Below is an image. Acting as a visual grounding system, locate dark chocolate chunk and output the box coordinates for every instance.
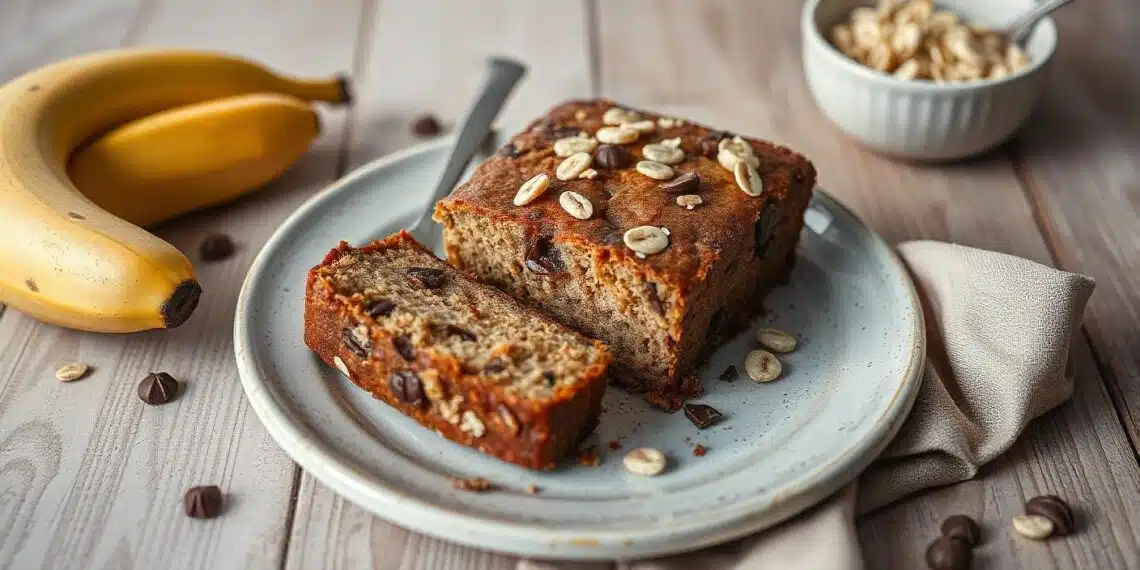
[444,324,477,342]
[940,515,981,546]
[364,298,396,318]
[411,113,443,137]
[138,372,179,405]
[594,144,633,169]
[392,334,415,361]
[754,204,779,259]
[483,360,507,374]
[661,171,699,194]
[924,537,971,570]
[718,365,739,381]
[707,309,728,344]
[199,233,235,262]
[407,267,446,289]
[699,138,719,158]
[1026,495,1074,535]
[496,142,521,158]
[542,371,556,386]
[683,403,724,429]
[342,327,368,358]
[646,282,664,316]
[524,236,564,275]
[184,485,223,518]
[389,370,425,407]
[793,168,806,182]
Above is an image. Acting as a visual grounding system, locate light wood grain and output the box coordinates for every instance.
[1012,1,1140,452]
[594,1,1140,568]
[0,0,362,569]
[282,1,600,569]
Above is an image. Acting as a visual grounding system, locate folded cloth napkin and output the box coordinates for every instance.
[520,240,1095,570]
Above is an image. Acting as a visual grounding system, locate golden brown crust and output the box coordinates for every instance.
[304,231,610,470]
[434,100,815,407]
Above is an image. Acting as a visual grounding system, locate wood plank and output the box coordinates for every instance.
[595,1,1140,568]
[283,1,601,568]
[0,0,363,569]
[1012,0,1140,452]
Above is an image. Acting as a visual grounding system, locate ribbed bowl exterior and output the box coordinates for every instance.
[801,0,1057,161]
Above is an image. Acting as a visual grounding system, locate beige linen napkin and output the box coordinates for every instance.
[520,240,1095,570]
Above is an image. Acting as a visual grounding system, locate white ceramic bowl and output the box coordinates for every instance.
[802,0,1058,161]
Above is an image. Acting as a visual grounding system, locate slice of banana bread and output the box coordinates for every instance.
[304,231,611,470]
[433,100,815,410]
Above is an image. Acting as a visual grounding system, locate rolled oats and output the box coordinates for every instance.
[556,152,593,181]
[422,371,444,401]
[718,148,760,171]
[55,362,90,382]
[756,328,797,353]
[676,194,703,209]
[642,143,685,165]
[623,226,670,256]
[513,173,551,206]
[578,168,598,180]
[559,191,594,220]
[657,117,683,128]
[831,0,1031,83]
[635,160,675,181]
[745,349,782,383]
[602,107,641,125]
[460,410,486,438]
[623,447,667,476]
[661,137,683,148]
[1012,514,1055,540]
[596,126,639,145]
[333,356,351,379]
[622,119,656,133]
[733,160,764,197]
[439,395,462,424]
[553,135,598,157]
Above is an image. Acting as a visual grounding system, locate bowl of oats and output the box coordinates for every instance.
[802,0,1058,160]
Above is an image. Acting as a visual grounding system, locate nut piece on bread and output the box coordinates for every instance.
[303,231,611,470]
[433,99,815,410]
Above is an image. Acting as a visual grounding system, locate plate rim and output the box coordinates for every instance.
[233,136,926,560]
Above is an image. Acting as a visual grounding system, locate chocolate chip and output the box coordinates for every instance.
[389,370,425,407]
[484,360,507,374]
[646,282,664,315]
[925,537,971,570]
[941,515,980,546]
[683,403,723,429]
[542,371,556,386]
[411,113,442,137]
[199,233,235,261]
[718,365,739,381]
[364,298,396,318]
[1026,495,1074,535]
[407,267,446,289]
[524,236,563,275]
[342,327,368,358]
[496,142,521,158]
[183,485,223,518]
[594,144,633,169]
[392,334,415,361]
[661,171,699,194]
[754,204,779,258]
[138,372,179,405]
[793,169,806,183]
[445,324,477,342]
[707,309,728,344]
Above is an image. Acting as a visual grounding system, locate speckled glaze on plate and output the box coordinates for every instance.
[234,136,925,561]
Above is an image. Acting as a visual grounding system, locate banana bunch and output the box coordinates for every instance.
[0,48,350,332]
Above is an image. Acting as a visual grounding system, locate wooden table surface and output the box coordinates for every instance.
[2,0,1139,568]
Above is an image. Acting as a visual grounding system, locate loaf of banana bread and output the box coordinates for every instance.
[433,100,815,410]
[304,231,611,469]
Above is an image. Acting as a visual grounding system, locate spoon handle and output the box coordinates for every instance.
[421,57,527,223]
[1007,0,1074,46]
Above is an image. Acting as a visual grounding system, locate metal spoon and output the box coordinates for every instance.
[1005,0,1073,47]
[407,56,527,246]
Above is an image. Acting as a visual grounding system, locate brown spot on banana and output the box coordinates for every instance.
[25,279,38,292]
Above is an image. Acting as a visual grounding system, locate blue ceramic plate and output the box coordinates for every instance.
[234,136,924,560]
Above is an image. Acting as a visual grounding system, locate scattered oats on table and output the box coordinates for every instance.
[451,476,494,492]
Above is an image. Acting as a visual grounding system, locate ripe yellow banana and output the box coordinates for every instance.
[0,48,350,332]
[69,93,320,227]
